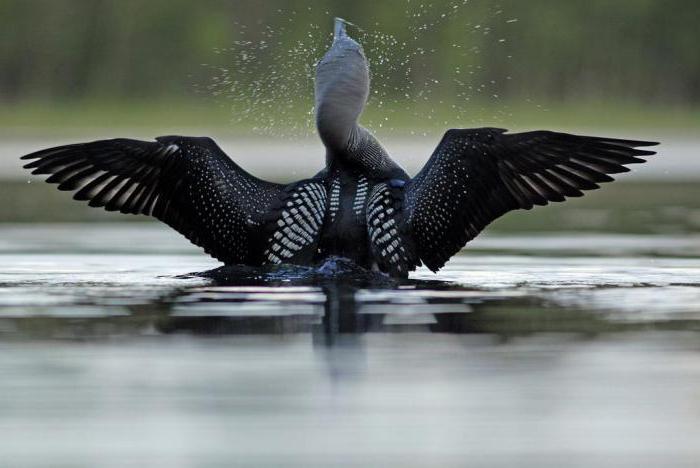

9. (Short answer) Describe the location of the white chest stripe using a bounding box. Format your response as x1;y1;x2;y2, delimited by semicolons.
353;176;369;216
328;178;341;222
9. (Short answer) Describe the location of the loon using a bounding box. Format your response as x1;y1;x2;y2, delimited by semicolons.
21;18;657;277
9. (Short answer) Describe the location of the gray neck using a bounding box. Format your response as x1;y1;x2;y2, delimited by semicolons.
314;55;368;151
315;19;407;180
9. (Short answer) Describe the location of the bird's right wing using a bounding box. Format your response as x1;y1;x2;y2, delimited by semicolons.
22;136;286;264
403;128;658;272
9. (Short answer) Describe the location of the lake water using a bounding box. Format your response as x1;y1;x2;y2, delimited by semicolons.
1;223;700;466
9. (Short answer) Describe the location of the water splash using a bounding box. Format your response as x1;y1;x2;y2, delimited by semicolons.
206;13;330;138
206;1;519;137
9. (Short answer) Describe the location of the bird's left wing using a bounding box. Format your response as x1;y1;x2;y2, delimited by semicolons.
403;128;658;271
21;136;285;264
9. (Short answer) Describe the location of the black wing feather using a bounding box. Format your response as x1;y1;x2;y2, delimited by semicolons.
404;128;658;271
21;136;284;264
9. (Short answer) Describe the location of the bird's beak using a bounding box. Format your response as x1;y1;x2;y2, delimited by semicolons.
334;17;348;40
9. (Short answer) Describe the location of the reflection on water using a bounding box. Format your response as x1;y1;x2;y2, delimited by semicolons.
1;224;700;466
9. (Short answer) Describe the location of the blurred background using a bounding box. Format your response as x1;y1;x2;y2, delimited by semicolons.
1;0;698;116
0;0;697;228
1;1;700;466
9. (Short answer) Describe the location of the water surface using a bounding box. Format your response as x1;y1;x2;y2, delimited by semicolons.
1;224;700;466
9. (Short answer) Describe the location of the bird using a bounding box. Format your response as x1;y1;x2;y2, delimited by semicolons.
21;18;658;278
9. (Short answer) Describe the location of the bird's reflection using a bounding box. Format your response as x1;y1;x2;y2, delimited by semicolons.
154;260;493;341
147;257;612;361
0;259;612;382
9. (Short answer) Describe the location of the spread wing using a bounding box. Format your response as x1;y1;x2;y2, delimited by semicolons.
404;128;658;271
21;136;286;264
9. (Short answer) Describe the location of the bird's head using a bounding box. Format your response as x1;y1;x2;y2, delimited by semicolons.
315;18;369;153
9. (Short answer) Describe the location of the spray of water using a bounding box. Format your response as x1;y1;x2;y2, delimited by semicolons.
206;1;519;138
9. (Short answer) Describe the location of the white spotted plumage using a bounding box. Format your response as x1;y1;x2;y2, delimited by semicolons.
366;182;414;273
263;181;327;264
328;178;341;221
352;176;368;216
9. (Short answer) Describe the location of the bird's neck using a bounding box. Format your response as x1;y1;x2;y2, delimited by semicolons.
325;125;408;180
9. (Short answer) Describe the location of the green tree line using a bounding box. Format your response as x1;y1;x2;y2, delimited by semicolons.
0;0;697;107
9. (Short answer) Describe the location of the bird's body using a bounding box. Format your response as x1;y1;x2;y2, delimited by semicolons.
21;19;658;277
318;166;375;266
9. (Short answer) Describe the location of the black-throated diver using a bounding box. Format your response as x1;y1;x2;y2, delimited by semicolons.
21;18;658;277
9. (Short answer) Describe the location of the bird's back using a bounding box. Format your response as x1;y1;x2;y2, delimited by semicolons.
316;168;374;267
